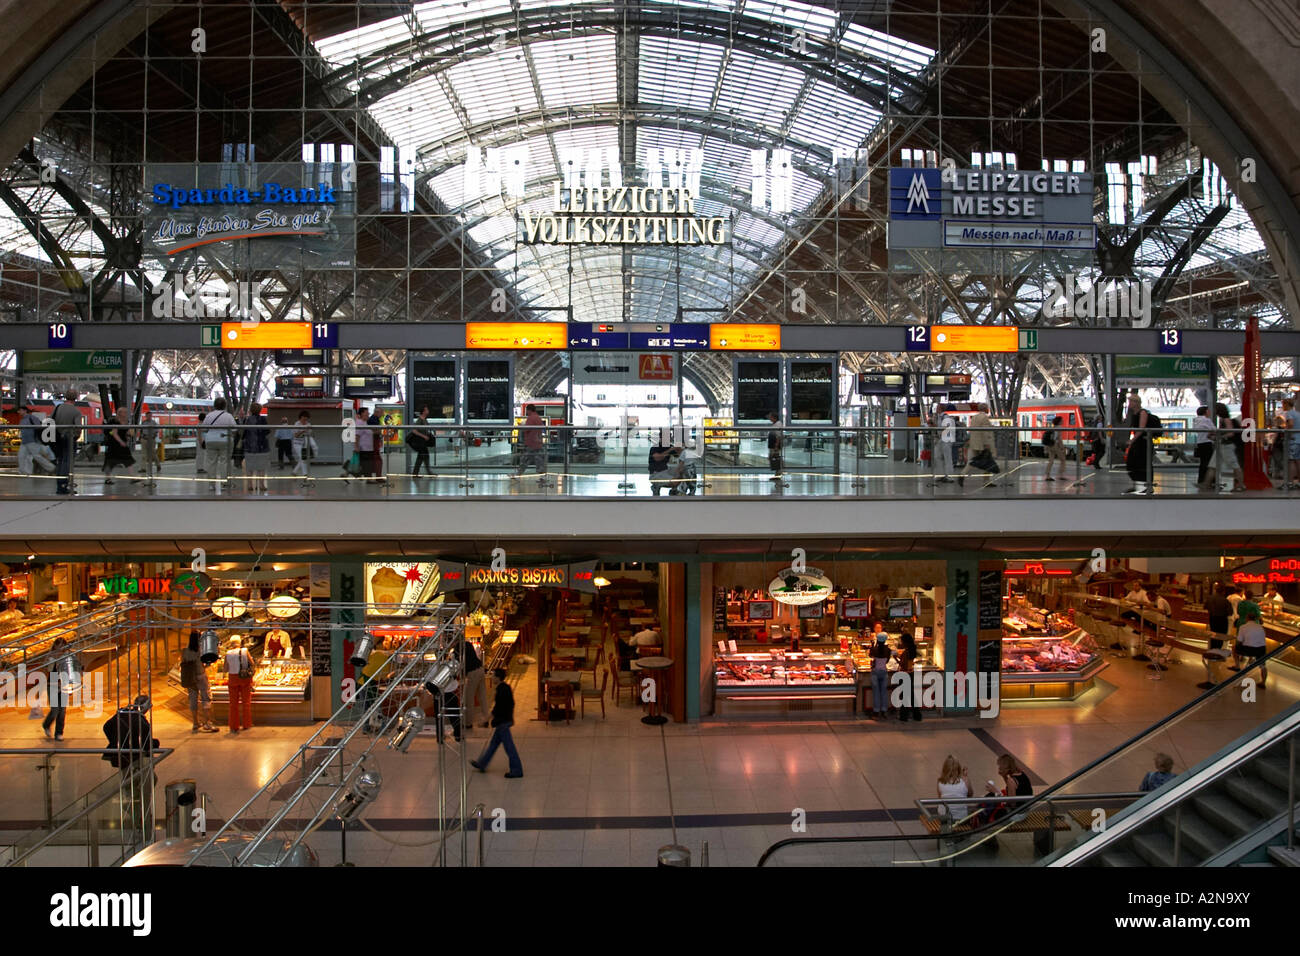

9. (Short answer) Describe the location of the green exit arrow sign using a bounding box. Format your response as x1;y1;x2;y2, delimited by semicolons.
1018;328;1039;351
200;325;221;347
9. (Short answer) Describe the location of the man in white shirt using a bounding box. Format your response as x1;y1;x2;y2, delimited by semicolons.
934;405;957;484
1192;406;1216;489
1153;590;1172;617
201;398;238;490
1234;610;1269;686
628;627;660;648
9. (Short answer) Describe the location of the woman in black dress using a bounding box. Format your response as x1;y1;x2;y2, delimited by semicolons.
102;414;135;485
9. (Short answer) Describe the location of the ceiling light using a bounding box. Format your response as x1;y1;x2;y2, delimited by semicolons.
210;596;247;620
267;594;301;619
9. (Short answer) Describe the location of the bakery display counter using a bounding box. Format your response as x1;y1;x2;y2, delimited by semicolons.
1000;630;1106;700
0;599;124;664
714;650;856;713
171;657;311;704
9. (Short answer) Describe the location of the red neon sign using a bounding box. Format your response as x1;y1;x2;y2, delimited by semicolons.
1005;563;1073;576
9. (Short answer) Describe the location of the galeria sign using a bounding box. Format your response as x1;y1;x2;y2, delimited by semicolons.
521;183;728;245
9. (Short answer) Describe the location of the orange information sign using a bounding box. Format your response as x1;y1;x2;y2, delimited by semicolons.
709;324;782;350
220;322;312;349
928;326;1018;353
465;323;568;349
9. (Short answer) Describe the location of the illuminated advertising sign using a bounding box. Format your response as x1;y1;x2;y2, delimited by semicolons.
466;323;568;349
521;183;728;246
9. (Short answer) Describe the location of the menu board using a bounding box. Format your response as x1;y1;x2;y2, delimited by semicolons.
465;359;511;423
978;569;1003;631
789;359;835;423
735;360;781;422
977;638;1001;675
714;590;727;631
311;629;331;676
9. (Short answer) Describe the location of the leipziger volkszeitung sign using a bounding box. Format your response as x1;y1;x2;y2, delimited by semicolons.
521;183;728;245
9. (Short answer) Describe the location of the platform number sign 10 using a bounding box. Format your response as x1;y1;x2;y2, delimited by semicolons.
905;326;930;352
47;322;73;349
1158;328;1182;354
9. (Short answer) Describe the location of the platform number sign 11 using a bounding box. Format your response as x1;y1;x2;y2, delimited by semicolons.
1158;329;1182;354
311;323;339;349
905;326;930;352
48;322;73;349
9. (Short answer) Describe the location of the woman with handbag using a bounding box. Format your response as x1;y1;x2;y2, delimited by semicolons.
224;636;255;734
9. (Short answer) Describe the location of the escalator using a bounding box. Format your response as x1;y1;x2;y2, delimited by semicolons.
759;634;1300;868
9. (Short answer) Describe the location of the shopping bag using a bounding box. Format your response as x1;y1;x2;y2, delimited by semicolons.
346;451;362;475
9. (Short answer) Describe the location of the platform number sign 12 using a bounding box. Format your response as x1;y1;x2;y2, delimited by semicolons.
48;322;73;349
311;322;339;349
1158;328;1182;354
905;326;930;352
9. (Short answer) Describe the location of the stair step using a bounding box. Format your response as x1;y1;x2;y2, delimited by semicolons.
1162;810;1233;858
1132;830;1202;867
1098;848;1146;867
1225;777;1290;818
1193;792;1264;837
1253;756;1296;793
1268;845;1300;867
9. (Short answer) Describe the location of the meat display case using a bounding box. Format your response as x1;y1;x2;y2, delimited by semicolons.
713;650;856;712
170;656;311;703
999;629;1107;700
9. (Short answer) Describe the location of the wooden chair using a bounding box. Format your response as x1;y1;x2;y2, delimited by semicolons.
580;667;608;719
610;660;636;706
544;679;574;724
636;644;663;657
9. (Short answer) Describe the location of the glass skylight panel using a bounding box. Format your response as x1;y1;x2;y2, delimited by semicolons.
713;50;807;131
445;49;542;130
369;78;461;152
743;0;839;41
530;34;618;108
637;37;725;112
416;0;516;36
787;82;881;149
839;22;934;74
315;17;416;67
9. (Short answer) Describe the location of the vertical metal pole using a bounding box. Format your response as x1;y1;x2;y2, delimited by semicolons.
42;758;53;829
1288;735;1295;850
1172;805;1182;865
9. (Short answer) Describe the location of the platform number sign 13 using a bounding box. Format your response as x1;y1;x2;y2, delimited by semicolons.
905;326;930;352
1158;329;1182;354
48;322;73;349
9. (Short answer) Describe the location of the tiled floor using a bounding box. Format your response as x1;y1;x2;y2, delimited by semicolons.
1;639;1294;866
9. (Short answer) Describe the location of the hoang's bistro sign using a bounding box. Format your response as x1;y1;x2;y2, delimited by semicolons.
521;184;728;246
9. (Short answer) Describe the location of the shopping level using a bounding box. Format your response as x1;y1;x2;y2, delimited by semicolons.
1;548;1297;866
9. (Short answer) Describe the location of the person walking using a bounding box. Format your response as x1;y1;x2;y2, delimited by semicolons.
470;668;523;778
42;637;72;740
517;404;548;481
1042;415;1068;482
138;407;158;486
459;635;490;728
241;401;271;493
52;389;82;495
1122;393;1156;495
101;413;135;485
1192;406;1216;489
766;411;784;482
1234;608;1269;687
409;406;434;478
16;404;56;478
958;402;998;487
1282;398;1300;490
200;398;238;492
291;411;313;483
1205;582;1232;650
180;631;218;733
366;407;385;483
224;636;254;734
1208;402;1246;493
274;417;294;468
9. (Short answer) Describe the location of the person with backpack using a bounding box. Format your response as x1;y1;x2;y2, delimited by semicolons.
1042;414;1068;482
958;403;999;487
1123;393;1160;495
180;631;218;733
224;636;255;734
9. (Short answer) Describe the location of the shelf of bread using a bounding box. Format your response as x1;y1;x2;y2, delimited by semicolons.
0;597;123;664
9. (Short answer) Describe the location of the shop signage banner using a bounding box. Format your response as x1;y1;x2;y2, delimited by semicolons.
410;357;458;422
520;184;728;246
144;162;356;270
889;167;1095;271
573;352;677;387
457;560;599;593
1231;556;1300;585
22;350;123;381
1114;355;1211;384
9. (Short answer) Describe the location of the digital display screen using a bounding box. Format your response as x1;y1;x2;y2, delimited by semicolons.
857;372;907;396
465;359;511;423
888;598;915;619
276;350;327;368
411;359;457;422
789;359;835;422
735;360;781;422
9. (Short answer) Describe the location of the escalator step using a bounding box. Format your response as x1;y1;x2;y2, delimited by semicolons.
1098;849;1146;866
1161;810;1233;858
1132;831;1203;867
1267;845;1300;867
1225;777;1289;818
1253;757;1296;793
1193;792;1263;837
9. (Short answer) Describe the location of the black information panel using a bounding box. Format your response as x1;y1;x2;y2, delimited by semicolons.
465;359;511;423
978;569;1003;631
411;359;457;422
789;359;835;423
713;590;727;632
735;360;781;422
976;638;1001;676
311;630;332;677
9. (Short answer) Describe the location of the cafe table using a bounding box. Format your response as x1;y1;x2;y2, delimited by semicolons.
635;656;673;725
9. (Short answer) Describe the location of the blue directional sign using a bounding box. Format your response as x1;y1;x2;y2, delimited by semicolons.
1158;329;1183;355
567;323;630;349
48;322;74;349
905;325;930;351
311;322;339;348
629;323;709;350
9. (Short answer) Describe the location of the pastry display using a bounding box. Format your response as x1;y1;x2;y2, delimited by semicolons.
369;566;408;607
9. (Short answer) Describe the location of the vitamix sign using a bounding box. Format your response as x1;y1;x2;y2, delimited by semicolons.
144;163;356;270
889;167;1095;268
